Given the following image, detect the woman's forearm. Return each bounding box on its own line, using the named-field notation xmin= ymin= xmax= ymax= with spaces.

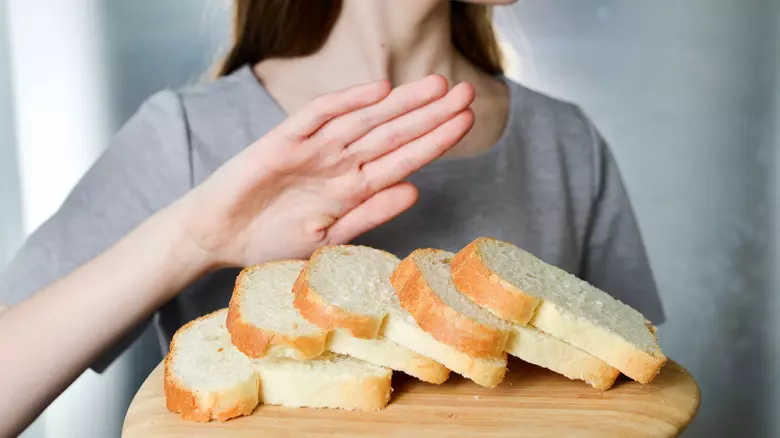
xmin=0 ymin=202 xmax=214 ymax=437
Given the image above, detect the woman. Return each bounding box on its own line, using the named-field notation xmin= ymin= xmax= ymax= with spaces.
xmin=0 ymin=0 xmax=664 ymax=434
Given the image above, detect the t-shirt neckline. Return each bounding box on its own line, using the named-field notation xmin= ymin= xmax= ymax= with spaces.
xmin=235 ymin=64 xmax=515 ymax=166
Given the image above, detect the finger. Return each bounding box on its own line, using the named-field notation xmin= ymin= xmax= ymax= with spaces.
xmin=311 ymin=74 xmax=449 ymax=149
xmin=347 ymin=81 xmax=475 ymax=163
xmin=362 ymin=108 xmax=474 ymax=192
xmin=279 ymin=80 xmax=391 ymax=140
xmin=327 ymin=182 xmax=418 ymax=244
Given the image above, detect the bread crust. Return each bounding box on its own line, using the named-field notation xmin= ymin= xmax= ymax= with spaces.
xmin=451 ymin=239 xmax=541 ymax=324
xmin=164 ymin=353 xmax=211 ymax=422
xmin=575 ymin=362 xmax=620 ymax=390
xmin=610 ymin=341 xmax=666 ymax=384
xmin=446 ymin=352 xmax=507 ymax=388
xmin=351 ymin=375 xmax=393 ymax=410
xmin=292 ymin=249 xmax=384 ymax=339
xmin=164 ymin=311 xmax=259 ymax=422
xmin=227 ymin=265 xmax=327 ymax=360
xmin=390 ymin=249 xmax=508 ymax=358
xmin=403 ymin=359 xmax=451 ymax=385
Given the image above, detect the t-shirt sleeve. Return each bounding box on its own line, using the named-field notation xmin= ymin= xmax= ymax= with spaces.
xmin=0 ymin=90 xmax=193 ymax=371
xmin=577 ymin=109 xmax=666 ymax=325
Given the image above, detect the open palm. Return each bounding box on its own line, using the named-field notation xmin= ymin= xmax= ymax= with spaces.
xmin=181 ymin=75 xmax=474 ymax=267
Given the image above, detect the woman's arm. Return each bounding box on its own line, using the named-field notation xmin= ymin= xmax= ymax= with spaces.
xmin=0 ymin=204 xmax=211 ymax=437
xmin=0 ymin=89 xmax=196 ymax=375
xmin=0 ymin=74 xmax=474 ymax=436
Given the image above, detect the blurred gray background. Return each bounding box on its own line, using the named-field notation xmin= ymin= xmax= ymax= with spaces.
xmin=1 ymin=0 xmax=777 ymax=437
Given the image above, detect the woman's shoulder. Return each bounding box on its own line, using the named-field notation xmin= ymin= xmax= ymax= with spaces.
xmin=176 ymin=66 xmax=261 ymax=108
xmin=135 ymin=65 xmax=273 ymax=125
xmin=132 ymin=65 xmax=284 ymax=162
xmin=126 ymin=67 xmax=259 ymax=133
xmin=500 ymin=77 xmax=609 ymax=187
xmin=501 ymin=77 xmax=607 ymax=164
xmin=502 ymin=77 xmax=593 ymax=135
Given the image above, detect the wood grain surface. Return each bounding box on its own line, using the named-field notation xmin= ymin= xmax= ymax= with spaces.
xmin=123 ymin=358 xmax=699 ymax=438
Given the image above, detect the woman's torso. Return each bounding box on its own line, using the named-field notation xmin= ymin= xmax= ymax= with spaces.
xmin=158 ymin=66 xmax=600 ymax=348
xmin=0 ymin=65 xmax=663 ymax=367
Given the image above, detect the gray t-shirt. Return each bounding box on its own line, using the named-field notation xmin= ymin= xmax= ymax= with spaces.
xmin=0 ymin=65 xmax=664 ymax=371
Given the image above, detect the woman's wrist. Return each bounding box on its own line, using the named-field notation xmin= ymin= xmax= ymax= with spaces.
xmin=131 ymin=201 xmax=223 ymax=302
xmin=164 ymin=200 xmax=223 ymax=271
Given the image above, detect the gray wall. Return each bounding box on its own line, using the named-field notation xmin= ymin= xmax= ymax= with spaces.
xmin=501 ymin=1 xmax=778 ymax=436
xmin=0 ymin=0 xmax=22 ymax=266
xmin=772 ymin=2 xmax=780 ymax=436
xmin=101 ymin=1 xmax=228 ymax=129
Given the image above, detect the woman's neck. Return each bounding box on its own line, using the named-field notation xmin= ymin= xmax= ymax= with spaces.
xmin=254 ymin=0 xmax=510 ymax=158
xmin=314 ymin=0 xmax=456 ymax=87
xmin=255 ymin=0 xmax=475 ymax=108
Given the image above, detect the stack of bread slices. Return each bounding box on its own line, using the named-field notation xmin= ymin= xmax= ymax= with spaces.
xmin=164 ymin=237 xmax=666 ymax=422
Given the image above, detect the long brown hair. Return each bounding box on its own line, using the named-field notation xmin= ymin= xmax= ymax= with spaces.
xmin=217 ymin=0 xmax=504 ymax=77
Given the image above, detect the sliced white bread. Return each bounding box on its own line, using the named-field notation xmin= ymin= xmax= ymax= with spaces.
xmin=506 ymin=324 xmax=620 ymax=390
xmin=253 ymin=352 xmax=393 ymax=410
xmin=451 ymin=237 xmax=666 ymax=383
xmin=291 ymin=245 xmax=451 ymax=383
xmin=389 ymin=248 xmax=619 ymax=389
xmin=326 ymin=329 xmax=450 ymax=384
xmin=164 ymin=309 xmax=259 ymax=422
xmin=390 ymin=248 xmax=510 ymax=358
xmin=227 ymin=261 xmax=328 ymax=360
xmin=293 ymin=245 xmax=399 ymax=339
xmin=382 ymin=309 xmax=507 ymax=388
xmin=165 ymin=310 xmax=393 ymax=419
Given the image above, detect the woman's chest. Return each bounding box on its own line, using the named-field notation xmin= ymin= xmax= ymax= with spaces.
xmin=353 ymin=158 xmax=585 ymax=274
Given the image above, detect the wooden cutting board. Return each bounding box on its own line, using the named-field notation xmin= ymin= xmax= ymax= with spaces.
xmin=123 ymin=358 xmax=699 ymax=438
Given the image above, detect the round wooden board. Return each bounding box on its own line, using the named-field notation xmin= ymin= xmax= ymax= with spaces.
xmin=123 ymin=358 xmax=699 ymax=438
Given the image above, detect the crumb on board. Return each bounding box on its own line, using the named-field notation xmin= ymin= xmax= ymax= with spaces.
xmin=448 ymin=413 xmax=457 ymax=419
xmin=217 ymin=348 xmax=224 ymax=353
xmin=474 ymin=395 xmax=481 ymax=400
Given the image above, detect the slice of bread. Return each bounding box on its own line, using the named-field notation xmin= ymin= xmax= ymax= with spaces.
xmin=451 ymin=237 xmax=666 ymax=383
xmin=382 ymin=309 xmax=507 ymax=388
xmin=451 ymin=240 xmax=540 ymax=325
xmin=165 ymin=309 xmax=393 ymax=419
xmin=506 ymin=324 xmax=619 ymax=390
xmin=390 ymin=249 xmax=510 ymax=358
xmin=164 ymin=309 xmax=259 ymax=422
xmin=292 ymin=245 xmax=451 ymax=383
xmin=326 ymin=329 xmax=450 ymax=384
xmin=227 ymin=261 xmax=328 ymax=360
xmin=293 ymin=245 xmax=399 ymax=339
xmin=253 ymin=352 xmax=393 ymax=410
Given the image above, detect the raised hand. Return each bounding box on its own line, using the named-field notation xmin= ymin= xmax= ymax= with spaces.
xmin=178 ymin=75 xmax=475 ymax=267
